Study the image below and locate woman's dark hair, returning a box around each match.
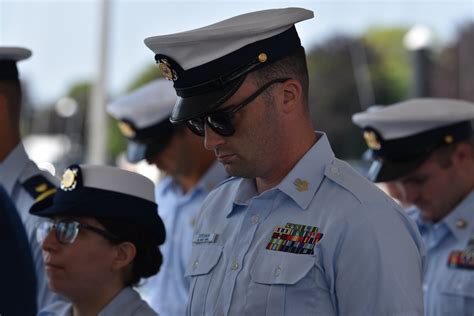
[96,218,163,286]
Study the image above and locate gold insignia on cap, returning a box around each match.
[258,53,268,63]
[363,131,381,150]
[294,178,309,192]
[35,183,48,193]
[158,59,178,81]
[444,134,454,144]
[61,168,78,191]
[456,219,468,229]
[117,121,136,138]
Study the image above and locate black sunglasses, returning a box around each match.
[36,219,120,245]
[185,78,290,137]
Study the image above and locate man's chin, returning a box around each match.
[419,208,442,223]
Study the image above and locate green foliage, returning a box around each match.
[127,64,162,91]
[107,116,127,163]
[362,27,411,103]
[306,28,413,159]
[307,35,370,159]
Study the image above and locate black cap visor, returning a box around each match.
[30,188,165,245]
[368,154,430,182]
[170,75,245,122]
[126,122,177,163]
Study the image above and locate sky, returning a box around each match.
[0,0,473,107]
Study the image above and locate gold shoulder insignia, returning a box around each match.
[22,175,57,202]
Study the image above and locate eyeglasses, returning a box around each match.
[185,78,290,137]
[36,219,120,245]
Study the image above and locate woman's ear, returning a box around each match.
[281,79,302,114]
[111,241,136,271]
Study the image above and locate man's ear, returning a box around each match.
[111,241,136,271]
[280,79,302,114]
[452,142,474,166]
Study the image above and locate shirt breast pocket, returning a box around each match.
[440,270,474,315]
[185,244,223,316]
[245,250,317,316]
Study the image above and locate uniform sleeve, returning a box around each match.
[333,207,424,316]
[0,187,38,315]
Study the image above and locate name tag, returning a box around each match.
[193,233,218,244]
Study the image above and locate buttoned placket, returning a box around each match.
[214,195,273,316]
[421,222,451,296]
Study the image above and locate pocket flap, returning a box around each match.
[250,250,315,285]
[441,272,474,298]
[185,244,223,277]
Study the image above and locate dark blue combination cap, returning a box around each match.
[30,164,165,245]
[352,98,474,182]
[107,79,178,163]
[144,8,314,122]
[0,47,32,80]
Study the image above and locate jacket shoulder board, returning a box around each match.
[22,175,57,202]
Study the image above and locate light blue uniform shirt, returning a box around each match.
[408,191,474,316]
[0,143,60,309]
[38,287,157,316]
[186,133,425,316]
[140,162,227,316]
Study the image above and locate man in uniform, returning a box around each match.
[107,78,227,315]
[0,46,59,309]
[144,8,425,315]
[353,98,474,315]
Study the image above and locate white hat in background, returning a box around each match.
[107,78,178,162]
[352,98,474,182]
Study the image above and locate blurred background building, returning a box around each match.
[1,0,473,180]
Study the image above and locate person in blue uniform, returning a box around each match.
[30,164,165,315]
[0,46,59,309]
[0,185,37,316]
[107,78,227,315]
[353,98,474,316]
[144,7,425,315]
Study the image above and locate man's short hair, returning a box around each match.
[432,138,474,169]
[250,47,309,108]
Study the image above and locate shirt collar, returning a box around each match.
[0,143,29,195]
[98,287,141,316]
[411,191,474,242]
[228,132,335,216]
[277,132,335,210]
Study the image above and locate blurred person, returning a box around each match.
[0,46,59,308]
[107,79,227,315]
[353,98,474,315]
[30,164,165,315]
[144,8,425,315]
[383,181,412,208]
[0,185,37,315]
